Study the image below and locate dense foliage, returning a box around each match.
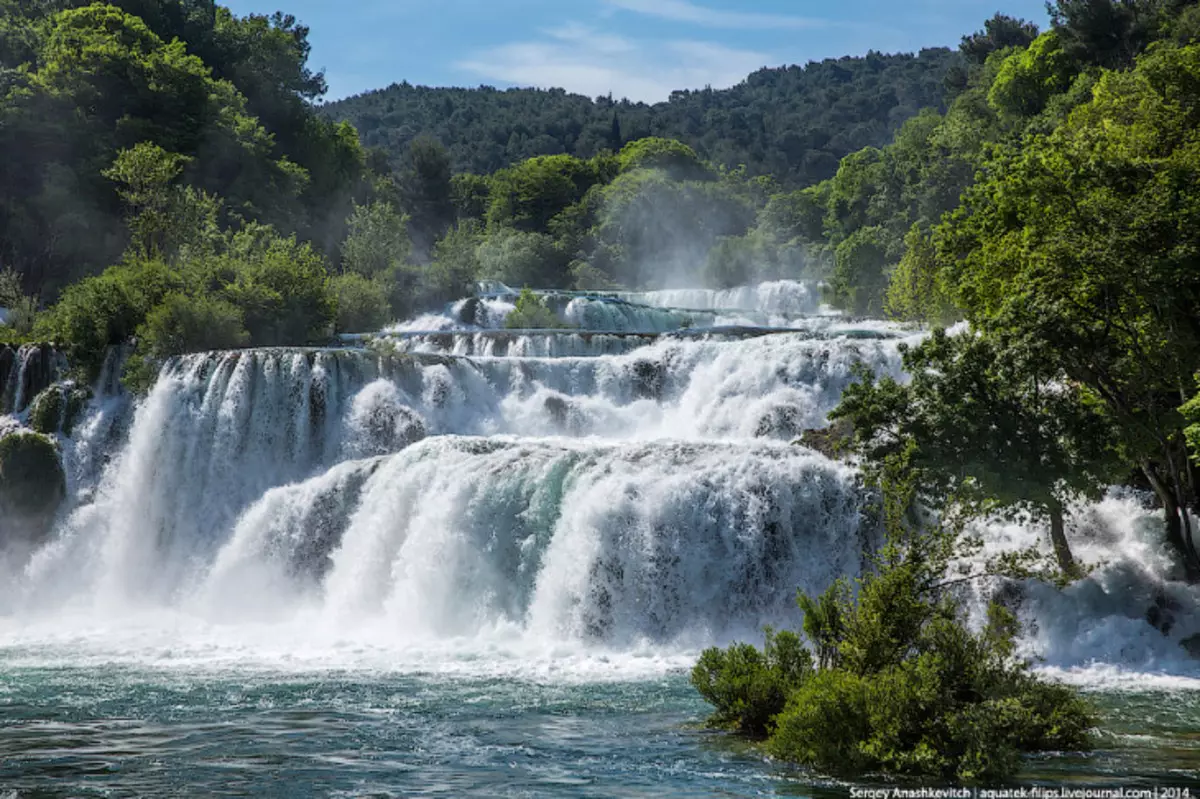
[821,1,1200,584]
[692,501,1095,781]
[0,0,371,301]
[325,50,961,188]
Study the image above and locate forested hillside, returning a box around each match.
[0,0,375,301]
[323,49,960,187]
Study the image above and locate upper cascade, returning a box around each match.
[381,280,835,335]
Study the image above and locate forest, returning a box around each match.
[3,0,1200,782]
[323,47,960,187]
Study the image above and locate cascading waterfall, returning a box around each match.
[1,280,1197,686]
[614,280,823,317]
[0,343,67,415]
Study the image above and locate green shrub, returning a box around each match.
[768,668,873,771]
[217,225,335,347]
[332,273,391,333]
[36,259,182,380]
[504,289,569,329]
[691,628,812,737]
[139,292,249,359]
[692,519,1096,781]
[28,387,65,435]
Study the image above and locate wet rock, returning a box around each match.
[357,403,426,457]
[28,386,64,435]
[1146,590,1182,636]
[0,345,13,407]
[543,394,570,427]
[630,359,665,401]
[456,297,483,327]
[796,418,855,458]
[1181,634,1200,660]
[0,430,66,548]
[754,404,804,439]
[28,381,97,440]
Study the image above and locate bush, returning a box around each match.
[37,224,338,390]
[36,259,182,380]
[768,668,873,771]
[28,387,65,435]
[217,225,335,346]
[138,292,249,359]
[691,520,1095,781]
[504,288,569,329]
[333,273,391,333]
[691,628,812,737]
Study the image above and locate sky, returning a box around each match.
[222,0,1052,104]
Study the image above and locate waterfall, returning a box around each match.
[0,344,67,415]
[1,281,1196,682]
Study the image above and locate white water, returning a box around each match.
[616,280,823,317]
[1,282,1197,688]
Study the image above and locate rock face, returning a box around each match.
[28,384,93,436]
[796,418,855,459]
[1181,634,1200,660]
[0,430,66,548]
[1146,591,1182,636]
[1,344,66,414]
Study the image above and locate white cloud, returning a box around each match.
[605,0,826,30]
[456,26,768,103]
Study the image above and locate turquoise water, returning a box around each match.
[2,661,1199,797]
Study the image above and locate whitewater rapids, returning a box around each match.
[0,282,1197,691]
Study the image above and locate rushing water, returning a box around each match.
[2,281,1199,796]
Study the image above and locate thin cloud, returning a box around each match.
[605,0,826,30]
[456,26,768,103]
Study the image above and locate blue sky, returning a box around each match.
[223,0,1051,103]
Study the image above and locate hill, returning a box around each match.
[323,48,961,188]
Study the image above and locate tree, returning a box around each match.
[961,14,1041,64]
[398,135,455,261]
[934,41,1200,577]
[137,290,248,358]
[987,32,1080,120]
[103,143,191,258]
[829,226,890,315]
[616,137,714,181]
[832,331,1118,575]
[331,272,390,333]
[340,201,410,279]
[486,154,604,234]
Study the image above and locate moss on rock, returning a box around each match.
[28,386,64,435]
[0,431,66,543]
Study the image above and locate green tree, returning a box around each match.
[988,31,1080,120]
[331,272,390,333]
[616,137,714,181]
[486,154,604,234]
[398,135,455,261]
[961,13,1041,64]
[829,226,890,315]
[340,201,411,279]
[137,290,248,358]
[832,331,1118,575]
[934,41,1200,576]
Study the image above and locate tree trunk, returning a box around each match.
[1047,502,1077,578]
[1142,462,1200,582]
